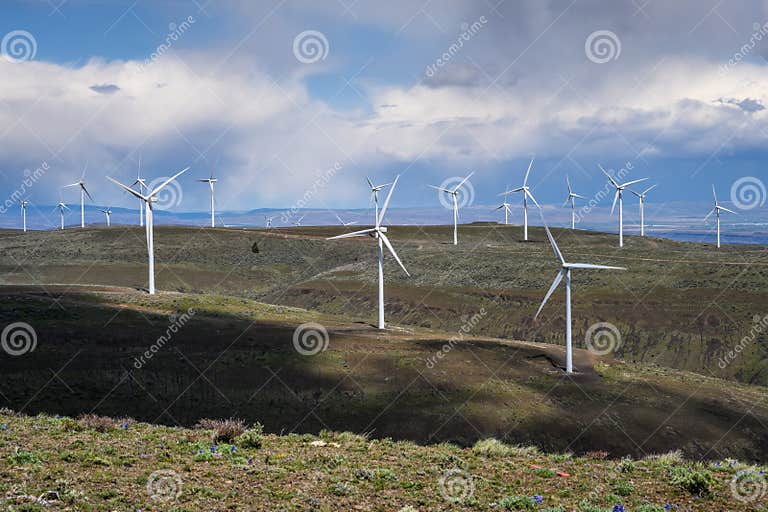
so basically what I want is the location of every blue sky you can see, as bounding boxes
[1,0,768,221]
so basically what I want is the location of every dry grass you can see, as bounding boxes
[196,417,247,443]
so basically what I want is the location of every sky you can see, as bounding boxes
[2,0,768,224]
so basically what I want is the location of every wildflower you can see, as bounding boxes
[0,424,6,431]
[533,495,543,504]
[612,506,625,512]
[230,445,237,452]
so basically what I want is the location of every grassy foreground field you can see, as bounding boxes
[1,410,765,511]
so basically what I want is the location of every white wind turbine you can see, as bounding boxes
[107,166,190,294]
[705,185,736,248]
[20,200,29,232]
[535,221,625,373]
[265,216,274,229]
[54,202,69,230]
[328,175,409,330]
[367,177,392,222]
[429,171,474,245]
[294,215,305,227]
[563,176,586,230]
[196,166,218,228]
[600,165,648,247]
[499,159,539,241]
[63,163,94,228]
[98,207,112,227]
[335,213,357,227]
[629,184,657,237]
[131,155,147,227]
[493,188,513,225]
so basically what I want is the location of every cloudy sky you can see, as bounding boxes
[2,0,768,217]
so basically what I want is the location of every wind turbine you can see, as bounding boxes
[499,159,539,241]
[196,166,218,228]
[367,177,392,222]
[493,188,513,225]
[131,155,147,227]
[63,163,93,228]
[20,200,29,232]
[265,216,274,229]
[106,166,190,294]
[429,171,474,245]
[328,175,409,330]
[54,202,69,230]
[563,176,586,230]
[705,185,736,248]
[599,165,648,247]
[98,207,112,227]
[535,221,625,373]
[629,184,657,237]
[335,213,357,227]
[294,215,305,227]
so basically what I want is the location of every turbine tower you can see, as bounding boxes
[493,188,513,225]
[535,221,625,373]
[429,171,474,245]
[328,175,409,330]
[107,166,190,294]
[563,176,585,230]
[499,159,539,241]
[705,185,736,248]
[99,207,112,227]
[600,165,648,247]
[196,167,218,228]
[131,155,147,227]
[54,202,69,230]
[20,200,29,232]
[63,163,93,228]
[367,177,392,222]
[629,184,657,237]
[265,216,274,229]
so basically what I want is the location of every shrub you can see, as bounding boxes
[533,467,556,478]
[671,465,713,496]
[196,418,246,443]
[643,450,683,467]
[612,480,634,496]
[76,414,133,433]
[235,423,264,449]
[473,438,512,456]
[616,457,636,473]
[499,495,537,510]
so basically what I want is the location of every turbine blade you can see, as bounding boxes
[704,208,715,221]
[566,175,572,194]
[712,184,718,204]
[149,166,190,197]
[380,232,410,276]
[366,176,374,190]
[81,184,94,202]
[599,164,619,187]
[498,188,524,196]
[428,185,452,193]
[107,176,146,200]
[523,159,534,186]
[327,228,376,240]
[567,263,626,270]
[719,206,737,214]
[642,184,657,195]
[628,189,641,198]
[562,196,570,208]
[610,189,619,215]
[526,189,540,208]
[620,177,648,188]
[453,171,474,192]
[535,270,565,320]
[63,183,81,188]
[543,223,565,264]
[377,174,399,227]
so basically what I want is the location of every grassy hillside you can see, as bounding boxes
[0,410,765,511]
[1,224,766,386]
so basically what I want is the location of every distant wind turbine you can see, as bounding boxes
[131,155,147,227]
[328,175,409,330]
[493,188,513,225]
[63,163,94,228]
[367,177,392,222]
[265,216,274,229]
[107,166,190,294]
[196,164,218,228]
[563,176,586,230]
[335,213,357,226]
[499,159,539,241]
[629,184,657,237]
[705,185,736,248]
[294,215,305,227]
[98,207,112,227]
[54,202,69,230]
[20,200,29,232]
[535,221,625,373]
[600,165,648,247]
[429,171,474,245]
